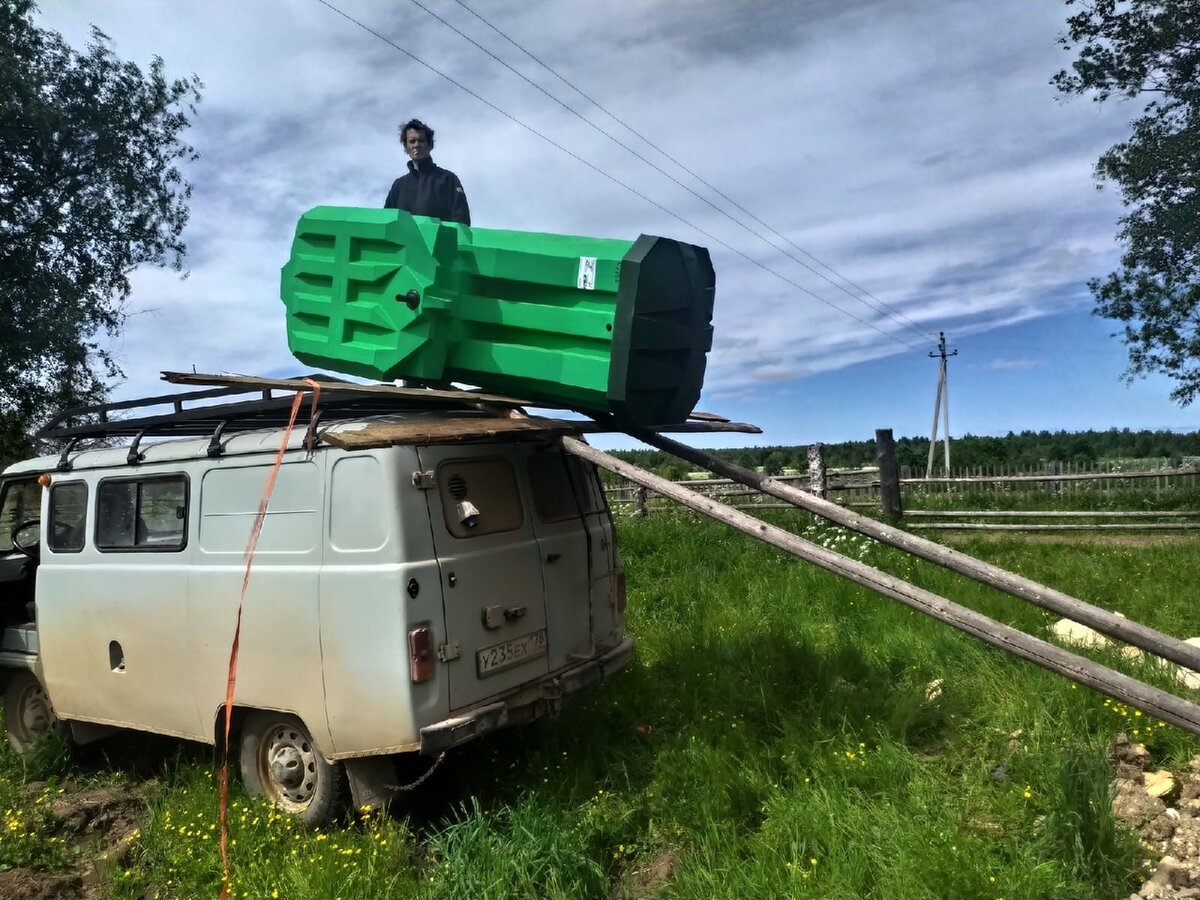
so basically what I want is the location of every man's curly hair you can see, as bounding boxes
[398,118,435,147]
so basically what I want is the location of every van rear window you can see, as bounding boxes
[528,451,602,523]
[96,475,188,551]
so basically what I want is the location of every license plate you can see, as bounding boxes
[477,629,547,677]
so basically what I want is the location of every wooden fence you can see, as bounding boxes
[603,437,1200,532]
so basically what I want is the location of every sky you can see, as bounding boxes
[34,0,1198,451]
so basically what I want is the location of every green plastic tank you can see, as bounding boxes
[279,207,715,425]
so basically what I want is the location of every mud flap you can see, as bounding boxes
[344,756,399,812]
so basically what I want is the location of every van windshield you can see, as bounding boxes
[0,479,41,553]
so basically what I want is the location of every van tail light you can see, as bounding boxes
[614,571,627,614]
[409,627,434,683]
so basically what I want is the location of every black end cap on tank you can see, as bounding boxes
[607,235,716,426]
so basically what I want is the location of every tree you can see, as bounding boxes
[1053,0,1200,404]
[0,0,202,462]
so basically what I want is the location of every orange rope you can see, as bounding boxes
[219,380,321,899]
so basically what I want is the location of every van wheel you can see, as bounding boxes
[5,671,68,754]
[238,711,346,827]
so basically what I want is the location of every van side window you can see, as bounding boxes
[528,451,601,523]
[48,482,87,553]
[96,475,188,552]
[0,479,41,553]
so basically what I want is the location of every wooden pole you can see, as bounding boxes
[633,486,647,518]
[807,443,827,500]
[926,365,944,479]
[875,428,902,521]
[622,428,1200,674]
[941,359,951,473]
[562,437,1200,736]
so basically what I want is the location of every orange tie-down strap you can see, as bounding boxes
[219,380,320,899]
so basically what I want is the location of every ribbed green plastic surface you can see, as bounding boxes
[279,207,715,424]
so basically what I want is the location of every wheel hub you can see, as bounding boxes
[269,745,304,789]
[19,685,52,737]
[262,725,317,806]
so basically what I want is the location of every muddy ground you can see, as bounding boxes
[0,779,148,900]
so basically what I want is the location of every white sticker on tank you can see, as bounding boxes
[577,256,597,290]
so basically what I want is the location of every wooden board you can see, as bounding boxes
[322,416,586,449]
[163,371,739,425]
[161,371,534,408]
[323,415,762,449]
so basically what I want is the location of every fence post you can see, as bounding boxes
[807,443,827,499]
[633,485,647,518]
[876,428,903,521]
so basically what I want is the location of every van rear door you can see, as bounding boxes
[416,446,550,710]
[523,446,602,670]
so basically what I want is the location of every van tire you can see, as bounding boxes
[5,670,68,754]
[238,711,346,827]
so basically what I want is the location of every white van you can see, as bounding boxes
[0,386,630,825]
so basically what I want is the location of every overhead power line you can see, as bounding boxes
[313,0,925,353]
[447,0,929,345]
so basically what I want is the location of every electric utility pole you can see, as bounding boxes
[925,331,957,479]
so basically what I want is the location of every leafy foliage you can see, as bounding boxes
[1053,0,1200,403]
[0,0,202,462]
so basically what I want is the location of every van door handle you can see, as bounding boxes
[545,552,561,563]
[504,606,527,621]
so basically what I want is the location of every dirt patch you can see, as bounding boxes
[48,784,145,841]
[0,780,150,900]
[613,849,678,899]
[0,866,85,900]
[1110,733,1200,898]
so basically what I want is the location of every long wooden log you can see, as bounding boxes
[905,468,1200,484]
[623,429,1200,674]
[906,510,1200,518]
[912,523,1200,532]
[562,438,1200,735]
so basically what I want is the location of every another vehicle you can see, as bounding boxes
[0,385,629,825]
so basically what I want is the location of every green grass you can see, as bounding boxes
[2,514,1197,898]
[0,737,79,873]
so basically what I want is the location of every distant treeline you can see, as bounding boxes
[609,428,1200,480]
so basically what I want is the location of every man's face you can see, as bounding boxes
[404,129,431,163]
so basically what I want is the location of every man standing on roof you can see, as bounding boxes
[384,118,471,225]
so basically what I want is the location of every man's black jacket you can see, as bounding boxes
[383,159,471,225]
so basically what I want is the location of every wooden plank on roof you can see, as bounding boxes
[165,372,741,425]
[322,415,763,449]
[322,416,586,449]
[161,371,535,408]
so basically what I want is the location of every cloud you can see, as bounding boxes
[32,0,1135,410]
[988,358,1044,371]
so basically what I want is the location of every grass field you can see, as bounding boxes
[2,512,1198,898]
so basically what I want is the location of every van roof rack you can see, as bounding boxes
[36,372,761,457]
[36,374,504,443]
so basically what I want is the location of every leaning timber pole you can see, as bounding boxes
[618,427,1200,675]
[562,437,1200,736]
